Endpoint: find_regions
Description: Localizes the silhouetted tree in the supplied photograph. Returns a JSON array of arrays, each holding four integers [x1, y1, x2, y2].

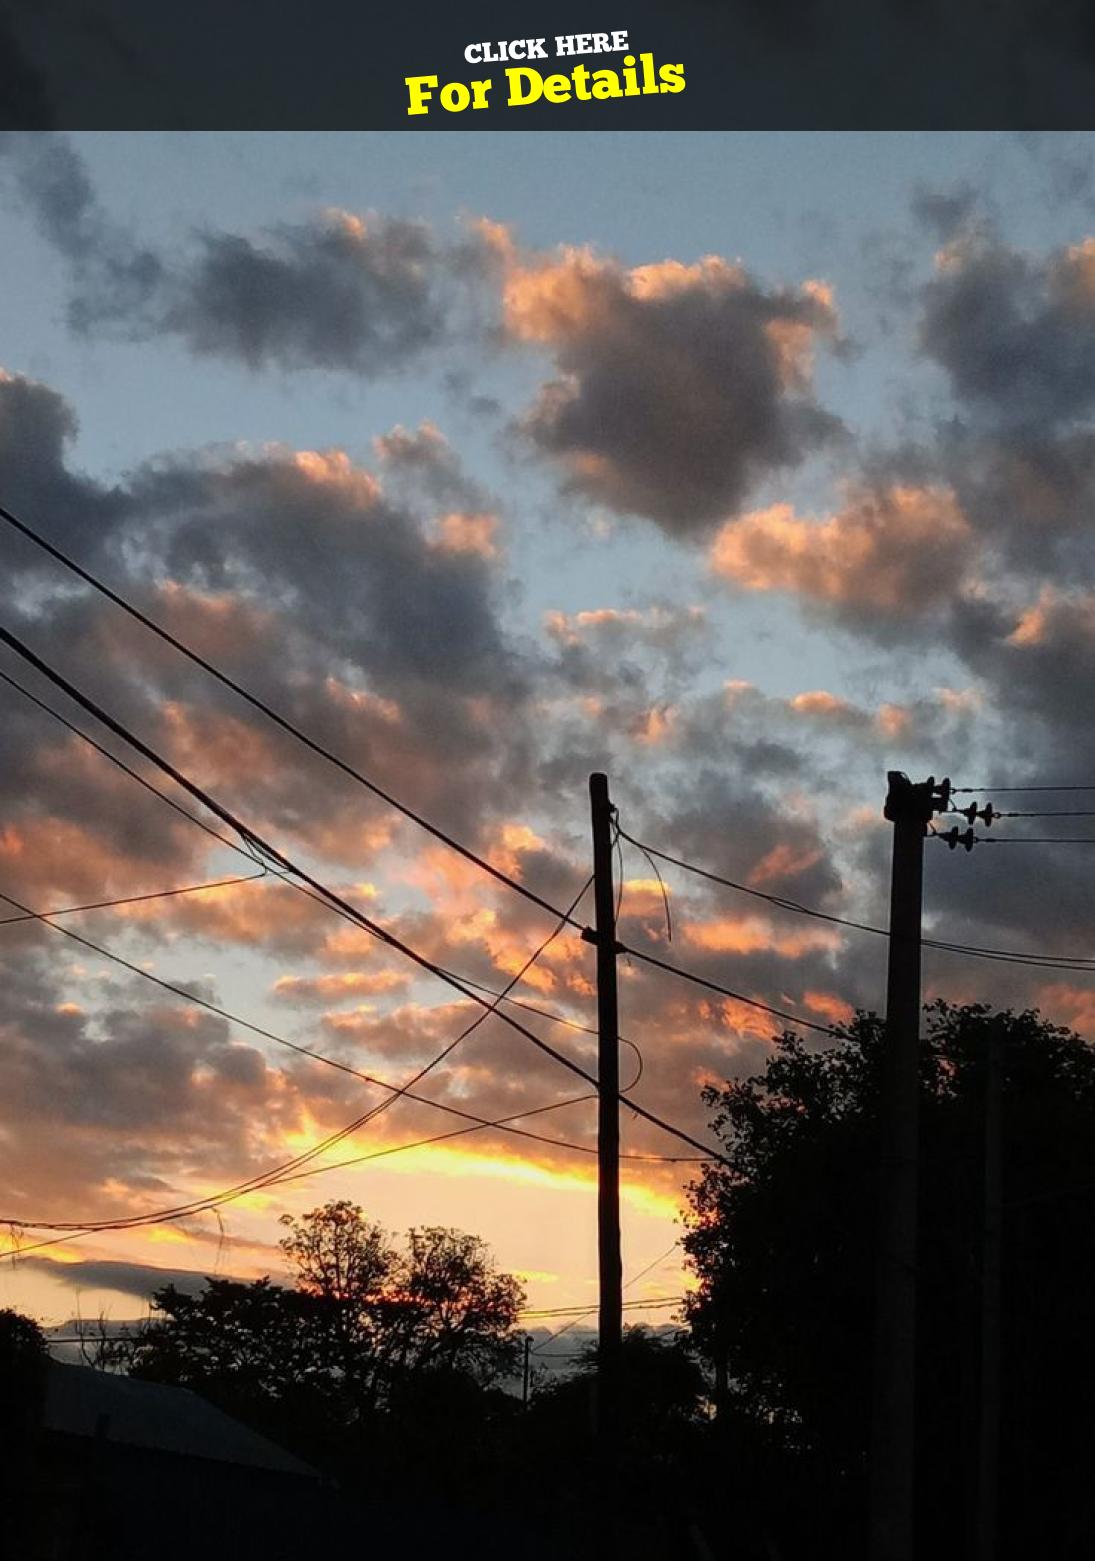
[[384, 1225, 524, 1385], [278, 1204, 524, 1399], [100, 1204, 525, 1458], [535, 1324, 707, 1445], [684, 1002, 1095, 1559], [278, 1199, 396, 1403], [1, 1309, 49, 1555]]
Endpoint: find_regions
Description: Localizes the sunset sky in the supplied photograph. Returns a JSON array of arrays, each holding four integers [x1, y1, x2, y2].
[[2, 130, 1095, 1335]]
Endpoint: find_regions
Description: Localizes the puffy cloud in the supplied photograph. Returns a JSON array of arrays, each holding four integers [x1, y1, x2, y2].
[[495, 239, 841, 534], [710, 483, 972, 628], [0, 135, 477, 377], [155, 211, 444, 373], [922, 232, 1095, 428], [0, 369, 124, 551]]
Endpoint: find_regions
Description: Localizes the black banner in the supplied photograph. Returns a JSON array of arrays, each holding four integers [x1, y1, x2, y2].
[[5, 0, 1095, 129]]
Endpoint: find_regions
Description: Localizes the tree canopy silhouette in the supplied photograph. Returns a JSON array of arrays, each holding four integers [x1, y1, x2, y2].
[[683, 1001, 1095, 1559], [99, 1201, 524, 1442]]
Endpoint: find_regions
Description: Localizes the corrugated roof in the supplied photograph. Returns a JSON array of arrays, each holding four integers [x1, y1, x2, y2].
[[43, 1362, 319, 1478]]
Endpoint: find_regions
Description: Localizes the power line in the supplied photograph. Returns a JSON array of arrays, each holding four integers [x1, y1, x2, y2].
[[4, 658, 636, 1061], [0, 884, 709, 1186], [0, 874, 645, 1091], [3, 1105, 705, 1261], [953, 786, 1095, 794], [0, 666, 258, 862], [0, 500, 582, 930], [342, 875, 594, 1143], [531, 1240, 683, 1353], [983, 836, 1095, 845], [0, 852, 710, 1246], [619, 941, 840, 1038], [3, 666, 640, 1046], [0, 621, 722, 1165], [620, 828, 1095, 975], [0, 870, 269, 926], [6, 654, 650, 1104], [453, 973, 645, 1088], [523, 1296, 683, 1318], [0, 648, 652, 1141], [2, 1095, 599, 1258], [42, 1294, 688, 1346], [997, 811, 1095, 819]]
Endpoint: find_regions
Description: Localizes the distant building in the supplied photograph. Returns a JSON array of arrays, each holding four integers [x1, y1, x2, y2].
[[25, 1362, 332, 1561]]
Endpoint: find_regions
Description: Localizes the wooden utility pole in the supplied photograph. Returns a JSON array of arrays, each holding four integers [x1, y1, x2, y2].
[[589, 771, 622, 1442], [870, 772, 949, 1561], [522, 1333, 532, 1411], [975, 1030, 1002, 1561]]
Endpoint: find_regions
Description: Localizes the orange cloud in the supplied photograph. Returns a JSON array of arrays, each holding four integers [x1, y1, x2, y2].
[[711, 485, 971, 615], [433, 511, 499, 558], [682, 914, 840, 959], [1008, 587, 1095, 649], [274, 970, 409, 1002], [1034, 983, 1095, 1035], [790, 690, 853, 717], [803, 990, 854, 1025], [748, 842, 825, 887]]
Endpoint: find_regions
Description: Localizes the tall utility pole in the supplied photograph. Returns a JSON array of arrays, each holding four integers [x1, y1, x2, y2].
[[589, 771, 622, 1441], [870, 771, 950, 1561], [975, 1029, 1002, 1561], [522, 1333, 532, 1411]]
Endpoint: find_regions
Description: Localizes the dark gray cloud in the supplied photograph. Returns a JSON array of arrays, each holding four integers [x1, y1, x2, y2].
[[0, 367, 544, 870], [910, 181, 979, 242], [29, 1257, 227, 1300], [155, 214, 444, 373], [0, 370, 124, 548], [0, 944, 317, 1223], [0, 133, 481, 377], [921, 232, 1095, 428], [942, 423, 1095, 579], [0, 131, 163, 328], [500, 243, 842, 536]]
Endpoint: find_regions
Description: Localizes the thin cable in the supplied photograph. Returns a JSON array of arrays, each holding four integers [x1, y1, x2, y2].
[[614, 830, 625, 925], [346, 874, 594, 1140], [626, 830, 673, 943], [0, 892, 708, 1239], [0, 623, 722, 1163], [953, 785, 1095, 794], [971, 836, 1095, 846], [3, 654, 646, 1112], [531, 1240, 683, 1353], [522, 1296, 683, 1318], [621, 828, 1095, 973], [42, 1297, 687, 1344], [1, 879, 649, 1087], [620, 941, 840, 1038], [454, 975, 645, 1091], [0, 887, 608, 1162], [0, 666, 257, 862], [2, 1095, 598, 1257], [997, 811, 1095, 819], [0, 501, 581, 929], [3, 1103, 706, 1259], [0, 870, 268, 926]]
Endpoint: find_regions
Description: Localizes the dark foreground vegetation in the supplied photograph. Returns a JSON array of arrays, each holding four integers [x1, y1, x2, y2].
[[4, 1001, 1095, 1559]]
